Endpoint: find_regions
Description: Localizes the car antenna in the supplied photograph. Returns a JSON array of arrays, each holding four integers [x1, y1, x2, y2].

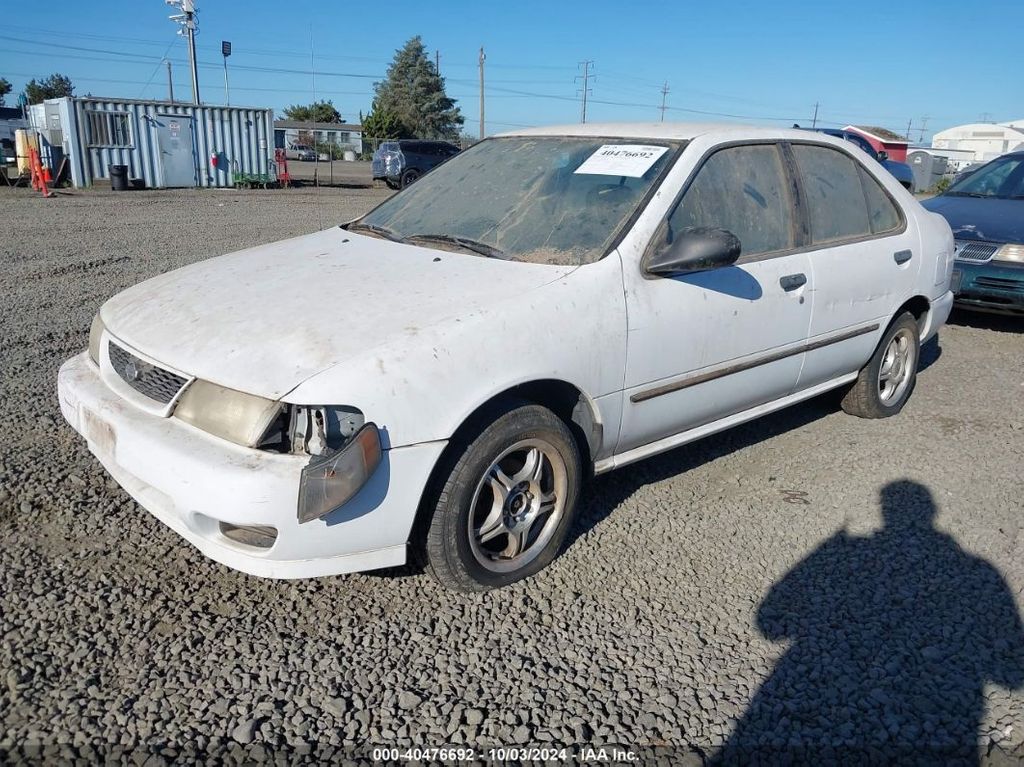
[[309, 25, 323, 232]]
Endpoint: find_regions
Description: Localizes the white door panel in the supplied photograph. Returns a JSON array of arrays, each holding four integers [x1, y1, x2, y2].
[[619, 254, 811, 453]]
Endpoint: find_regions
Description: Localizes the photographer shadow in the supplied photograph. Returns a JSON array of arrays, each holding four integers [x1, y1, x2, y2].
[[716, 480, 1024, 764]]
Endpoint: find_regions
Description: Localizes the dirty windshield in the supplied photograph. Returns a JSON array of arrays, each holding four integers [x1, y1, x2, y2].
[[355, 137, 678, 265]]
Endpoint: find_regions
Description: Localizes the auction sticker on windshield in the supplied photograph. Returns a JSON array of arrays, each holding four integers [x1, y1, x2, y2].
[[574, 144, 669, 177]]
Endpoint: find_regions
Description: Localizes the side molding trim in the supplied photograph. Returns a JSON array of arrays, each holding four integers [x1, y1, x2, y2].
[[630, 323, 880, 404]]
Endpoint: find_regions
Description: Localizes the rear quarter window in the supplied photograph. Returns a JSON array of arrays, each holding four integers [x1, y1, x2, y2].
[[793, 144, 872, 242], [858, 166, 902, 234]]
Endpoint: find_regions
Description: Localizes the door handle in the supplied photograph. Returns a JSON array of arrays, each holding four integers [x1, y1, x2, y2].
[[894, 249, 913, 265], [779, 273, 807, 291]]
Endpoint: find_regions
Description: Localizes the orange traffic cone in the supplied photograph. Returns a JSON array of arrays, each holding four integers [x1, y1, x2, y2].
[[28, 148, 54, 198]]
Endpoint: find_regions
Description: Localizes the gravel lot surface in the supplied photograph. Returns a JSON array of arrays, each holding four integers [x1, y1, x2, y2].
[[2, 186, 1023, 764]]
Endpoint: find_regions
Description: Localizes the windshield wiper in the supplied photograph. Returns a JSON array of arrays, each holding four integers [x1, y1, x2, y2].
[[946, 191, 990, 198], [345, 221, 405, 242], [404, 233, 505, 259]]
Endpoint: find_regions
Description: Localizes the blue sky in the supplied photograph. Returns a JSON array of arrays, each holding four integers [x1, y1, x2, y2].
[[2, 0, 1021, 140]]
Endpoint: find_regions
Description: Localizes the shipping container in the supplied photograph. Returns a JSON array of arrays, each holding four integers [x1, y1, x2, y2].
[[29, 96, 273, 189]]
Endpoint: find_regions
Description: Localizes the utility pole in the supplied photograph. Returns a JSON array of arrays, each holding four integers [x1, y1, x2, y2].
[[221, 40, 231, 105], [811, 102, 819, 128], [918, 116, 929, 144], [435, 50, 440, 76], [478, 46, 485, 140], [905, 118, 913, 142], [576, 60, 593, 124], [659, 81, 670, 122], [167, 0, 200, 104], [166, 59, 174, 103]]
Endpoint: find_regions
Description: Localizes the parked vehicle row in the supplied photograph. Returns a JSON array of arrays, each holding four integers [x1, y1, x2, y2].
[[59, 123, 955, 591]]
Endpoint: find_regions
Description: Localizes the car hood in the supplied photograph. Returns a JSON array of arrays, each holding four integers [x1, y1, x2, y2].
[[921, 195, 1024, 243], [101, 228, 576, 399]]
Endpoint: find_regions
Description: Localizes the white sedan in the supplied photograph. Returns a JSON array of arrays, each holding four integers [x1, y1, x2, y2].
[[58, 123, 955, 591]]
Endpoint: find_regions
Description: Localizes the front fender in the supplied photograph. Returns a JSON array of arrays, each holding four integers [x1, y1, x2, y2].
[[285, 254, 628, 449]]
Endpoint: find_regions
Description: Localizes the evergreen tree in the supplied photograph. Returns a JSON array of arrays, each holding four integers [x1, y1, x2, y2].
[[361, 103, 405, 140], [373, 37, 463, 140], [282, 100, 342, 123], [24, 73, 74, 104], [0, 78, 11, 107]]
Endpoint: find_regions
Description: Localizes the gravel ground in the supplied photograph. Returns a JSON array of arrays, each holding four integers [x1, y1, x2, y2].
[[1, 186, 1023, 764]]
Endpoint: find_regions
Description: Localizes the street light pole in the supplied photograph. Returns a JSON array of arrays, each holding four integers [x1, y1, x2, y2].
[[167, 0, 200, 104], [222, 40, 232, 105]]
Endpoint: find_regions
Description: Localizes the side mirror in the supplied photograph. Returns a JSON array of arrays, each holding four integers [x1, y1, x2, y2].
[[877, 150, 889, 162], [647, 226, 742, 276]]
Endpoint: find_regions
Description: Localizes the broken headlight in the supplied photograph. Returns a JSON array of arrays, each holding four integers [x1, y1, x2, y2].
[[174, 380, 283, 447]]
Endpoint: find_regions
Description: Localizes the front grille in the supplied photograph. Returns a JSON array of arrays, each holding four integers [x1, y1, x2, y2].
[[954, 240, 999, 263], [107, 342, 187, 404]]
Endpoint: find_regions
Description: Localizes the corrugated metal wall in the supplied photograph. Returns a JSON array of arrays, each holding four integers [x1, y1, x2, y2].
[[52, 97, 273, 189]]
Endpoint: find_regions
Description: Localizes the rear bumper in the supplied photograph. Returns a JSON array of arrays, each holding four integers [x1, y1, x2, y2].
[[57, 352, 446, 579], [923, 290, 954, 341], [952, 261, 1024, 315]]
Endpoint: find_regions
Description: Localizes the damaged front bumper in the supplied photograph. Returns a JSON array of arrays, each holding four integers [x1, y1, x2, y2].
[[57, 352, 446, 579], [952, 261, 1024, 315]]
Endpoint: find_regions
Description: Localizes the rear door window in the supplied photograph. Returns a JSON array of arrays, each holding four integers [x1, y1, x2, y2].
[[792, 144, 872, 242], [858, 166, 902, 234], [666, 143, 795, 260]]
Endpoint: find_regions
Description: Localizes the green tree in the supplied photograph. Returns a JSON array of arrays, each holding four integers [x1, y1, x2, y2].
[[24, 73, 74, 104], [361, 103, 405, 140], [0, 78, 11, 107], [282, 100, 342, 123], [372, 36, 463, 140]]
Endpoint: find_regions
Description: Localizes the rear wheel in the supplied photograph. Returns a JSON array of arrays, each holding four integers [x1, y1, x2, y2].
[[423, 403, 581, 592], [384, 178, 400, 190], [400, 168, 420, 188], [841, 312, 920, 418]]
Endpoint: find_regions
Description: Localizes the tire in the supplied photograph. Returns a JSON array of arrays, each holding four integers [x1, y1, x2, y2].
[[400, 168, 420, 188], [423, 402, 582, 592], [384, 179, 400, 191], [841, 312, 920, 418]]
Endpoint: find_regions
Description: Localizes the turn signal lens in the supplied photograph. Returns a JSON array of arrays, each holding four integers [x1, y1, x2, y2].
[[297, 423, 382, 524], [994, 243, 1024, 263]]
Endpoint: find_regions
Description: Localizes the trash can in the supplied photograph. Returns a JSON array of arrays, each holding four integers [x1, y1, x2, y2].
[[343, 150, 356, 162], [110, 164, 129, 191]]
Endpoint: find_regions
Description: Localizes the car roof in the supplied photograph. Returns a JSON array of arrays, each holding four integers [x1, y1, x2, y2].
[[497, 121, 854, 145]]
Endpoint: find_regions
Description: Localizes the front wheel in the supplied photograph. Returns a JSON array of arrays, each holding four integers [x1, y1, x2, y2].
[[384, 178, 400, 190], [423, 403, 582, 592], [841, 312, 920, 418]]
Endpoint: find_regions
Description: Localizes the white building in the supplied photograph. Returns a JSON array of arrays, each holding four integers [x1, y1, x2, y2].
[[273, 121, 362, 155], [931, 122, 1024, 163]]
